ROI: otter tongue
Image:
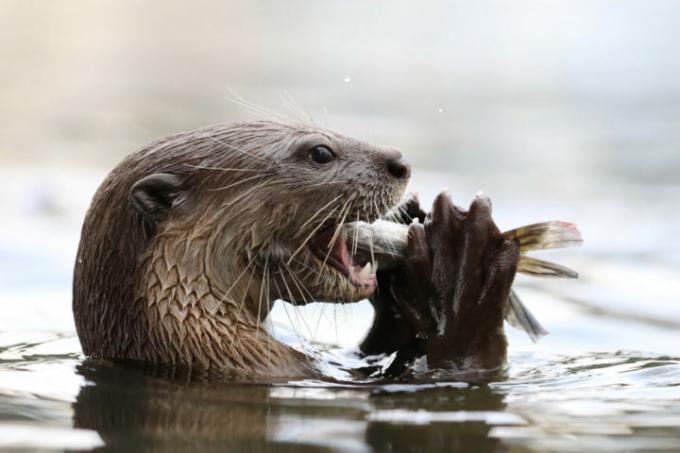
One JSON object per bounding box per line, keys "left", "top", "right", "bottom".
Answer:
{"left": 334, "top": 231, "right": 352, "bottom": 270}
{"left": 331, "top": 232, "right": 375, "bottom": 286}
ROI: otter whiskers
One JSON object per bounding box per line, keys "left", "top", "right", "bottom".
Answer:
{"left": 295, "top": 194, "right": 344, "bottom": 235}
{"left": 272, "top": 268, "right": 314, "bottom": 359}
{"left": 186, "top": 164, "right": 271, "bottom": 173}
{"left": 203, "top": 134, "right": 269, "bottom": 163}
{"left": 225, "top": 89, "right": 296, "bottom": 125}
{"left": 315, "top": 197, "right": 355, "bottom": 285}
{"left": 287, "top": 196, "right": 343, "bottom": 266}
{"left": 287, "top": 265, "right": 340, "bottom": 341}
{"left": 209, "top": 173, "right": 271, "bottom": 192}
{"left": 278, "top": 90, "right": 316, "bottom": 126}
{"left": 280, "top": 263, "right": 318, "bottom": 341}
{"left": 255, "top": 256, "right": 269, "bottom": 339}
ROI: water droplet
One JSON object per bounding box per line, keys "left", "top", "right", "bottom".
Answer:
{"left": 343, "top": 76, "right": 352, "bottom": 83}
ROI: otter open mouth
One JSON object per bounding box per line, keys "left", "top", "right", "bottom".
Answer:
{"left": 309, "top": 226, "right": 377, "bottom": 293}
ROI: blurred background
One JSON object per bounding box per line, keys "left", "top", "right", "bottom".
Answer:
{"left": 1, "top": 1, "right": 680, "bottom": 451}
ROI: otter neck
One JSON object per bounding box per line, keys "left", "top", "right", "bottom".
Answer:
{"left": 139, "top": 229, "right": 309, "bottom": 376}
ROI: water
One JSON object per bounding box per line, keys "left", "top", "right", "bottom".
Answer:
{"left": 1, "top": 169, "right": 679, "bottom": 452}
{"left": 2, "top": 333, "right": 680, "bottom": 452}
{"left": 2, "top": 0, "right": 680, "bottom": 451}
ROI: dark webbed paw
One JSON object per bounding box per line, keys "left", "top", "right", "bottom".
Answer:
{"left": 361, "top": 192, "right": 520, "bottom": 376}
{"left": 425, "top": 192, "right": 519, "bottom": 371}
{"left": 359, "top": 194, "right": 428, "bottom": 361}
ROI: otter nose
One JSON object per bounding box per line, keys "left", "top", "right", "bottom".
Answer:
{"left": 385, "top": 154, "right": 411, "bottom": 180}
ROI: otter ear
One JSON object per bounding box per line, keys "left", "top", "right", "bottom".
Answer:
{"left": 130, "top": 173, "right": 183, "bottom": 222}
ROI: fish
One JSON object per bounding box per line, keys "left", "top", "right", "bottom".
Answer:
{"left": 343, "top": 219, "right": 583, "bottom": 341}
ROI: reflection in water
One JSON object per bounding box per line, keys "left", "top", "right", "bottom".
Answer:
{"left": 1, "top": 332, "right": 680, "bottom": 451}
{"left": 366, "top": 386, "right": 507, "bottom": 453}
{"left": 66, "top": 351, "right": 680, "bottom": 452}
{"left": 74, "top": 362, "right": 282, "bottom": 451}
{"left": 72, "top": 360, "right": 512, "bottom": 452}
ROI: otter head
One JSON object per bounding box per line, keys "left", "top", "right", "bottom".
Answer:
{"left": 73, "top": 121, "right": 409, "bottom": 369}
{"left": 234, "top": 123, "right": 411, "bottom": 306}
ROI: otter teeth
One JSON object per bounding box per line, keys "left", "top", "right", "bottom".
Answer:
{"left": 358, "top": 262, "right": 374, "bottom": 280}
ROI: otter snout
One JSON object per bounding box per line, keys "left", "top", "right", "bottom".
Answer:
{"left": 383, "top": 150, "right": 411, "bottom": 180}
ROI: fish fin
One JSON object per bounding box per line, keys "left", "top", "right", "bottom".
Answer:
{"left": 505, "top": 290, "right": 549, "bottom": 342}
{"left": 517, "top": 255, "right": 579, "bottom": 279}
{"left": 504, "top": 221, "right": 583, "bottom": 252}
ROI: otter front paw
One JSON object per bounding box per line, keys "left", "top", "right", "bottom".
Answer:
{"left": 360, "top": 194, "right": 428, "bottom": 358}
{"left": 362, "top": 191, "right": 520, "bottom": 377}
{"left": 424, "top": 192, "right": 519, "bottom": 372}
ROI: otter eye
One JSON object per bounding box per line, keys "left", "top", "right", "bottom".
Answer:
{"left": 309, "top": 146, "right": 336, "bottom": 164}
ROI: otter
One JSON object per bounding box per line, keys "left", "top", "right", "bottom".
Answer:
{"left": 73, "top": 121, "right": 519, "bottom": 379}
